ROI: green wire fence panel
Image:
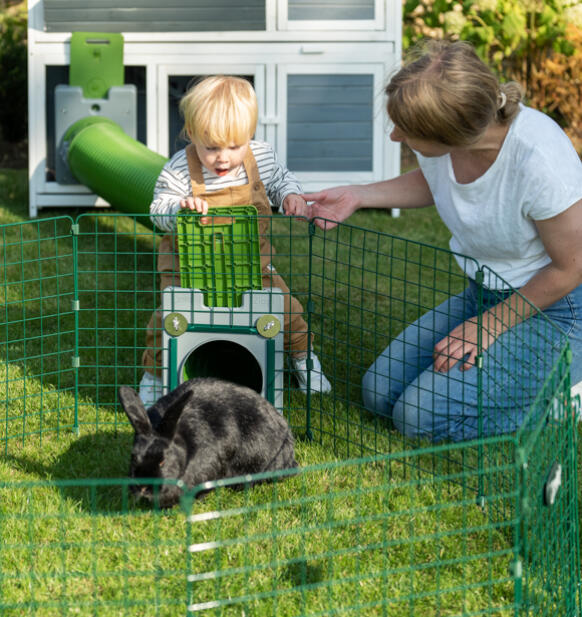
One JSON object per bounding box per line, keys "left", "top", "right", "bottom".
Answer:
{"left": 0, "top": 213, "right": 579, "bottom": 616}
{"left": 185, "top": 453, "right": 520, "bottom": 616}
{"left": 0, "top": 217, "right": 77, "bottom": 448}
{"left": 0, "top": 479, "right": 188, "bottom": 617}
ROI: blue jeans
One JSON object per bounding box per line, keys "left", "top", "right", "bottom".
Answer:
{"left": 362, "top": 280, "right": 582, "bottom": 442}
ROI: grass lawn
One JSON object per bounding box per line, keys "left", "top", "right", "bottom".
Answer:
{"left": 0, "top": 168, "right": 578, "bottom": 617}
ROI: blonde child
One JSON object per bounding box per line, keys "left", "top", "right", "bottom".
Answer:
{"left": 139, "top": 75, "right": 331, "bottom": 406}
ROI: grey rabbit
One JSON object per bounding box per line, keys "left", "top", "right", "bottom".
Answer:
{"left": 118, "top": 377, "right": 298, "bottom": 508}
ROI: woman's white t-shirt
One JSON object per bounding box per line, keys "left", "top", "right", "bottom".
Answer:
{"left": 416, "top": 106, "right": 582, "bottom": 290}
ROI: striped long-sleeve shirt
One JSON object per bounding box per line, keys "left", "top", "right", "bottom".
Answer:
{"left": 150, "top": 140, "right": 303, "bottom": 231}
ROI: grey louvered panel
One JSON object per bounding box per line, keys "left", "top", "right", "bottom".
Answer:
{"left": 288, "top": 0, "right": 374, "bottom": 20}
{"left": 287, "top": 73, "right": 374, "bottom": 172}
{"left": 43, "top": 0, "right": 266, "bottom": 32}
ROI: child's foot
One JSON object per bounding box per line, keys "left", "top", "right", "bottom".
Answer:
{"left": 138, "top": 372, "right": 163, "bottom": 408}
{"left": 289, "top": 353, "right": 332, "bottom": 394}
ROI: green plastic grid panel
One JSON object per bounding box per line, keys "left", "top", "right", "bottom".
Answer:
{"left": 176, "top": 206, "right": 262, "bottom": 308}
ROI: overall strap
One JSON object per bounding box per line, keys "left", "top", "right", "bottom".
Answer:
{"left": 185, "top": 144, "right": 206, "bottom": 195}
{"left": 242, "top": 147, "right": 271, "bottom": 216}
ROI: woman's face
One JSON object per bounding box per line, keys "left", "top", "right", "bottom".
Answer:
{"left": 390, "top": 125, "right": 451, "bottom": 158}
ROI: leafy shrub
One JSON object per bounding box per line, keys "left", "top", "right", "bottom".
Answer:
{"left": 529, "top": 24, "right": 582, "bottom": 153}
{"left": 0, "top": 2, "right": 27, "bottom": 143}
{"left": 403, "top": 0, "right": 571, "bottom": 77}
{"left": 402, "top": 0, "right": 582, "bottom": 153}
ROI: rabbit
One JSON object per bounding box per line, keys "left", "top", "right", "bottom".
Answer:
{"left": 118, "top": 377, "right": 298, "bottom": 508}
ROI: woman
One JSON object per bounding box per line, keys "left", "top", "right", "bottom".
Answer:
{"left": 303, "top": 40, "right": 582, "bottom": 442}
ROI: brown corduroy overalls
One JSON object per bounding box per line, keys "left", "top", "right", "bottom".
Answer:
{"left": 142, "top": 145, "right": 311, "bottom": 376}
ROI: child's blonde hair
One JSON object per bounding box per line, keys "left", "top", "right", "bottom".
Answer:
{"left": 179, "top": 75, "right": 258, "bottom": 146}
{"left": 386, "top": 40, "right": 523, "bottom": 147}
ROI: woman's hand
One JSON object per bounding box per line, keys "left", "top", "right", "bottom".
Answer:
{"left": 180, "top": 196, "right": 209, "bottom": 214}
{"left": 433, "top": 317, "right": 497, "bottom": 373}
{"left": 301, "top": 186, "right": 361, "bottom": 230}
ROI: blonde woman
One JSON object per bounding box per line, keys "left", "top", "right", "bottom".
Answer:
{"left": 304, "top": 40, "right": 582, "bottom": 442}
{"left": 140, "top": 76, "right": 331, "bottom": 406}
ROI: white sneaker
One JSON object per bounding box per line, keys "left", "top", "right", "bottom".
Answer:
{"left": 289, "top": 353, "right": 332, "bottom": 394}
{"left": 138, "top": 372, "right": 163, "bottom": 408}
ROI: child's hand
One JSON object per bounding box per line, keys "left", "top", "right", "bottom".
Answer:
{"left": 283, "top": 194, "right": 309, "bottom": 217}
{"left": 180, "top": 196, "right": 209, "bottom": 214}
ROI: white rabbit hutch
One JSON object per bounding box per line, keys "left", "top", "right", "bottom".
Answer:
{"left": 26, "top": 0, "right": 403, "bottom": 409}
{"left": 27, "top": 0, "right": 402, "bottom": 217}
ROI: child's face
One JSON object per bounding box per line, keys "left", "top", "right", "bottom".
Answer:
{"left": 193, "top": 141, "right": 249, "bottom": 177}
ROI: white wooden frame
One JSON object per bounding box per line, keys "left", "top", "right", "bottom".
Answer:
{"left": 27, "top": 0, "right": 401, "bottom": 216}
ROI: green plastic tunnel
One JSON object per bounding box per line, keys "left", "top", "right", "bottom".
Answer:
{"left": 64, "top": 116, "right": 168, "bottom": 227}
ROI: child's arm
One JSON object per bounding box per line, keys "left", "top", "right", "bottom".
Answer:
{"left": 254, "top": 141, "right": 303, "bottom": 214}
{"left": 150, "top": 152, "right": 193, "bottom": 232}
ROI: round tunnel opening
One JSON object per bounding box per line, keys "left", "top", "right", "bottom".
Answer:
{"left": 182, "top": 339, "right": 263, "bottom": 394}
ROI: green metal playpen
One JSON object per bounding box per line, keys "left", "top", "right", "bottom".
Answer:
{"left": 0, "top": 212, "right": 579, "bottom": 616}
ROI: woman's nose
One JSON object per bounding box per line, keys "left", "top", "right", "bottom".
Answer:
{"left": 390, "top": 127, "right": 404, "bottom": 143}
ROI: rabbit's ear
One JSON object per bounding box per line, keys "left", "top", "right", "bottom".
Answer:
{"left": 118, "top": 386, "right": 152, "bottom": 435}
{"left": 157, "top": 388, "right": 193, "bottom": 439}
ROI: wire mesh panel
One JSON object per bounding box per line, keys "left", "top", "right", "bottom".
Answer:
{"left": 0, "top": 217, "right": 77, "bottom": 448}
{"left": 185, "top": 449, "right": 521, "bottom": 617}
{"left": 74, "top": 214, "right": 160, "bottom": 421}
{"left": 0, "top": 212, "right": 579, "bottom": 616}
{"left": 0, "top": 478, "right": 189, "bottom": 617}
{"left": 72, "top": 212, "right": 325, "bottom": 430}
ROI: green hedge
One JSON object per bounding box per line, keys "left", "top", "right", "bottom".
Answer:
{"left": 0, "top": 2, "right": 27, "bottom": 143}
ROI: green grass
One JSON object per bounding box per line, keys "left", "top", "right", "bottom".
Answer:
{"left": 0, "top": 168, "right": 578, "bottom": 617}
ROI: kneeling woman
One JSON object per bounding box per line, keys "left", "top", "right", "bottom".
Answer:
{"left": 303, "top": 40, "right": 582, "bottom": 442}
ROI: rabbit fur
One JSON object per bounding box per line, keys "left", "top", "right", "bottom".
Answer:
{"left": 118, "top": 377, "right": 298, "bottom": 508}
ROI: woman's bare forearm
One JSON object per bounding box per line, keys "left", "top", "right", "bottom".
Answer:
{"left": 350, "top": 169, "right": 435, "bottom": 210}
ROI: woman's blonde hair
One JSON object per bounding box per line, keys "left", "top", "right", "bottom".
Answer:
{"left": 179, "top": 75, "right": 258, "bottom": 146}
{"left": 386, "top": 40, "right": 523, "bottom": 146}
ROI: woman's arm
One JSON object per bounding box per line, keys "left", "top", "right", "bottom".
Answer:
{"left": 302, "top": 168, "right": 434, "bottom": 229}
{"left": 433, "top": 199, "right": 582, "bottom": 372}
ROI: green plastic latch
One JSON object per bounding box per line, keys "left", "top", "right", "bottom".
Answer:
{"left": 69, "top": 32, "right": 124, "bottom": 99}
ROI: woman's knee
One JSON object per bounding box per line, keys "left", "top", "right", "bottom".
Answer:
{"left": 391, "top": 395, "right": 421, "bottom": 438}
{"left": 361, "top": 368, "right": 390, "bottom": 416}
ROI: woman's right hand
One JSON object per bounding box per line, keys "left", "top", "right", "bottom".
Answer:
{"left": 180, "top": 196, "right": 209, "bottom": 214}
{"left": 301, "top": 186, "right": 361, "bottom": 230}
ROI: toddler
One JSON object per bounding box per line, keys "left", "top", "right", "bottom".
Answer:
{"left": 140, "top": 75, "right": 331, "bottom": 406}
